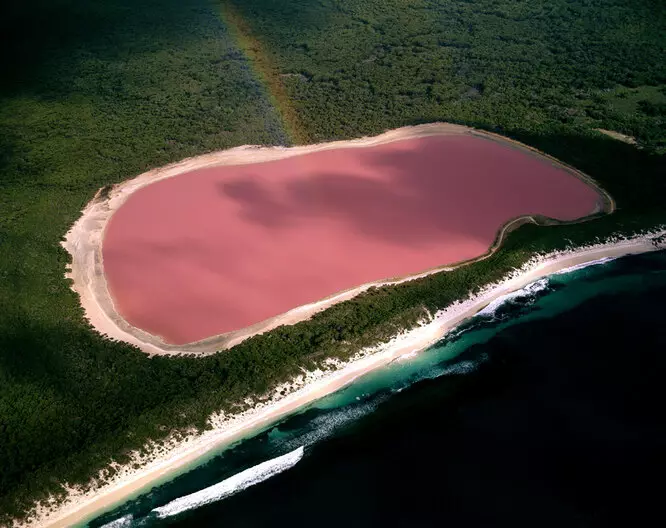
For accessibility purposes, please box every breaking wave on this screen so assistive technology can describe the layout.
[395,350,419,362]
[280,398,385,452]
[476,278,550,318]
[437,355,488,376]
[152,446,304,519]
[99,514,133,527]
[555,256,617,275]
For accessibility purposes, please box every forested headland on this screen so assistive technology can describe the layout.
[0,0,664,524]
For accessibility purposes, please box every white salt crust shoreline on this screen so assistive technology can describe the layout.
[61,122,613,356]
[24,230,664,528]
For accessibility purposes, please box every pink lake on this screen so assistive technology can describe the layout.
[103,135,602,344]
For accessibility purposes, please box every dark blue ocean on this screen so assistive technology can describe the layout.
[91,250,666,528]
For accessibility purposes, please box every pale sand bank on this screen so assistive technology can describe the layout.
[62,122,613,356]
[595,128,638,145]
[28,231,664,528]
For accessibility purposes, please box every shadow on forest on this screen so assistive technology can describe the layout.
[0,130,18,177]
[1,0,334,100]
[1,0,237,98]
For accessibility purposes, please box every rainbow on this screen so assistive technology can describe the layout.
[218,1,308,144]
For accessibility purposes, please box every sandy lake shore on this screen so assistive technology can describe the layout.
[62,122,613,356]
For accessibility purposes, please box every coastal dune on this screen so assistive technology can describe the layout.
[63,123,612,355]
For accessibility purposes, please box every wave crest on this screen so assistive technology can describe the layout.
[152,446,304,519]
[476,278,550,318]
[555,256,617,275]
[99,514,133,527]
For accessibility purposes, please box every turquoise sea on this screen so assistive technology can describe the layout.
[91,249,666,528]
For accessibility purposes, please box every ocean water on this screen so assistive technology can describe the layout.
[91,250,666,528]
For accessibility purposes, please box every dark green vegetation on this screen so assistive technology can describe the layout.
[233,0,666,149]
[219,1,309,143]
[0,0,664,523]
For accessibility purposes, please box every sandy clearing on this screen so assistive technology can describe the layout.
[62,123,613,355]
[595,128,638,145]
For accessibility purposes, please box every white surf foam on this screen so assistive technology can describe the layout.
[152,446,304,519]
[439,359,481,375]
[476,278,550,318]
[99,514,133,527]
[396,349,419,362]
[438,352,489,376]
[281,398,384,452]
[554,256,617,275]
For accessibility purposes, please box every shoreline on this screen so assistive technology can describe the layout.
[61,122,613,356]
[30,231,664,528]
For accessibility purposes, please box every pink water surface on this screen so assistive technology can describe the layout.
[103,135,601,344]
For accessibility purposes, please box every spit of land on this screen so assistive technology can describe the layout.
[40,234,663,528]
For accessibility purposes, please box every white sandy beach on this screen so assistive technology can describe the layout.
[27,230,663,528]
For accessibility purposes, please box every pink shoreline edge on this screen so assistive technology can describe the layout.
[102,134,603,345]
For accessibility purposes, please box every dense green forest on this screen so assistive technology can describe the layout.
[0,0,665,524]
[233,0,666,148]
